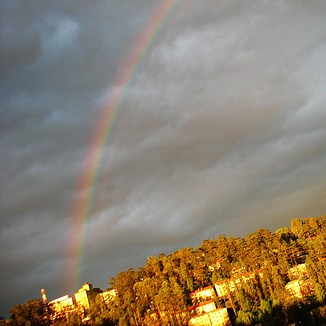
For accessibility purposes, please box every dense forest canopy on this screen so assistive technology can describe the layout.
[7,216,326,325]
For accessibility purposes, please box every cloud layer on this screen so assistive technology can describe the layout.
[1,0,326,318]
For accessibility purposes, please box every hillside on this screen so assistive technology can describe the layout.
[9,216,326,325]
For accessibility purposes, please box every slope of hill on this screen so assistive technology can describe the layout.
[8,216,326,325]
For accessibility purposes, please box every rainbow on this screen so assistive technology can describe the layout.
[66,0,182,290]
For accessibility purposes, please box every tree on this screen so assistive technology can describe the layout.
[88,294,116,325]
[275,227,297,244]
[66,311,82,325]
[11,299,51,326]
[291,218,304,238]
[110,269,142,325]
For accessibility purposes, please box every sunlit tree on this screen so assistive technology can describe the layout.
[10,299,52,326]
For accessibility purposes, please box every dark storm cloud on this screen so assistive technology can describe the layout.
[1,0,326,318]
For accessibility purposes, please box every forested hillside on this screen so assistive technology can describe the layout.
[103,216,326,325]
[9,216,326,325]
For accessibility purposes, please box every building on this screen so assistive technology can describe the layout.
[215,270,263,299]
[215,280,236,299]
[74,282,102,311]
[47,282,104,322]
[285,263,314,299]
[49,295,74,312]
[189,287,232,326]
[285,279,314,299]
[74,283,92,310]
[190,286,216,304]
[189,313,211,326]
[208,309,232,326]
[49,294,75,319]
[189,308,231,326]
[195,300,217,315]
[40,289,47,304]
[288,263,309,281]
[100,288,117,304]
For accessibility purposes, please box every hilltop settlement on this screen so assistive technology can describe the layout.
[7,216,326,325]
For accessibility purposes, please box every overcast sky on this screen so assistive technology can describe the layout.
[1,0,326,318]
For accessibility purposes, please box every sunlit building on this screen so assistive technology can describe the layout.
[49,294,75,318]
[288,263,309,281]
[215,270,263,299]
[189,312,211,326]
[189,308,231,326]
[194,300,216,315]
[214,280,236,299]
[190,286,216,304]
[74,284,91,310]
[40,289,47,304]
[285,263,314,299]
[46,282,103,322]
[100,288,117,304]
[209,308,232,326]
[189,287,232,326]
[285,279,314,299]
[74,282,102,311]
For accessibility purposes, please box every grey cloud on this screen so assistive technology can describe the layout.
[39,17,80,63]
[1,0,326,319]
